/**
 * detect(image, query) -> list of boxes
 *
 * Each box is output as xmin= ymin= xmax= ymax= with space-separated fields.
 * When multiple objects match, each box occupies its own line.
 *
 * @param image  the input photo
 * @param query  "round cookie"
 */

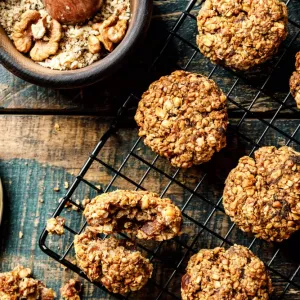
xmin=197 ymin=0 xmax=288 ymax=70
xmin=290 ymin=52 xmax=300 ymax=109
xmin=83 ymin=190 xmax=182 ymax=241
xmin=223 ymin=146 xmax=300 ymax=242
xmin=135 ymin=70 xmax=228 ymax=168
xmin=74 ymin=229 xmax=153 ymax=294
xmin=181 ymin=245 xmax=273 ymax=300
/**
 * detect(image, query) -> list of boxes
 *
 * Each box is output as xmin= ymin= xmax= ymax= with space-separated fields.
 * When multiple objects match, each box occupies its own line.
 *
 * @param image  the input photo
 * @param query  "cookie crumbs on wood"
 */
xmin=46 ymin=216 xmax=65 ymax=235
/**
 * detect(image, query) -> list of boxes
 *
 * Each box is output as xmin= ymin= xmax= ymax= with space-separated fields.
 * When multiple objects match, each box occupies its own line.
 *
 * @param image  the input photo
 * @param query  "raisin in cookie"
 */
xmin=223 ymin=146 xmax=300 ymax=242
xmin=181 ymin=245 xmax=273 ymax=300
xmin=74 ymin=229 xmax=153 ymax=294
xmin=290 ymin=52 xmax=300 ymax=109
xmin=197 ymin=0 xmax=288 ymax=70
xmin=83 ymin=190 xmax=182 ymax=241
xmin=0 ymin=266 xmax=56 ymax=299
xmin=135 ymin=70 xmax=228 ymax=168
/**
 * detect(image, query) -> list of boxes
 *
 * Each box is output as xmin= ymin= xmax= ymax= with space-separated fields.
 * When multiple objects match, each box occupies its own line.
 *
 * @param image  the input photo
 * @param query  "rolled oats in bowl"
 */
xmin=0 ymin=0 xmax=131 ymax=70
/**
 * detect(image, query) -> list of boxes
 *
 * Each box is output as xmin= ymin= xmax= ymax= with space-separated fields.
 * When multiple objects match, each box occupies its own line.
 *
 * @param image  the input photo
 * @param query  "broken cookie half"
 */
xmin=83 ymin=190 xmax=183 ymax=241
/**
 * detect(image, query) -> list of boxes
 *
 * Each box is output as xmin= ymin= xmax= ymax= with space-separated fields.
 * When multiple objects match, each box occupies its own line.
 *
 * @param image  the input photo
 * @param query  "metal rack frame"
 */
xmin=39 ymin=0 xmax=300 ymax=299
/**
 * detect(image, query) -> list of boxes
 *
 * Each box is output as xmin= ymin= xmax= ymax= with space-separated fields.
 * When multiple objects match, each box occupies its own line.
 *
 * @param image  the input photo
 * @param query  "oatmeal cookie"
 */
xmin=135 ymin=71 xmax=228 ymax=168
xmin=223 ymin=146 xmax=300 ymax=242
xmin=60 ymin=279 xmax=82 ymax=300
xmin=197 ymin=0 xmax=288 ymax=70
xmin=181 ymin=245 xmax=273 ymax=300
xmin=46 ymin=216 xmax=65 ymax=235
xmin=74 ymin=229 xmax=153 ymax=294
xmin=83 ymin=190 xmax=182 ymax=241
xmin=290 ymin=52 xmax=300 ymax=109
xmin=0 ymin=265 xmax=56 ymax=299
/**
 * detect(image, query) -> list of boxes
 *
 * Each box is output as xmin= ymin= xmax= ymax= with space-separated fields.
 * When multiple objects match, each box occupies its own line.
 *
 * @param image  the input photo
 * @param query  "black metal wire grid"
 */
xmin=39 ymin=0 xmax=300 ymax=299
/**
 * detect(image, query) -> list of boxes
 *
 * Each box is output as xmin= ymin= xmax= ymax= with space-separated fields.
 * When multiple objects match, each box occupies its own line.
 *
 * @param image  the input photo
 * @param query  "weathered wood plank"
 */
xmin=0 ymin=0 xmax=299 ymax=115
xmin=0 ymin=115 xmax=299 ymax=299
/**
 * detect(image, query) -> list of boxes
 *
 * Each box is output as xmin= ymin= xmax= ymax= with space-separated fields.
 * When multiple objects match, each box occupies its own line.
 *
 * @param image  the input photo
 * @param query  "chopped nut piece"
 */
xmin=64 ymin=181 xmax=69 ymax=189
xmin=182 ymin=245 xmax=273 ymax=300
xmin=84 ymin=190 xmax=182 ymax=241
xmin=31 ymin=18 xmax=46 ymax=40
xmin=88 ymin=35 xmax=101 ymax=54
xmin=196 ymin=0 xmax=288 ymax=70
xmin=46 ymin=216 xmax=65 ymax=235
xmin=60 ymin=279 xmax=82 ymax=300
xmin=223 ymin=146 xmax=300 ymax=242
xmin=135 ymin=70 xmax=228 ymax=168
xmin=12 ymin=10 xmax=41 ymax=53
xmin=54 ymin=123 xmax=61 ymax=131
xmin=0 ymin=265 xmax=55 ymax=299
xmin=19 ymin=231 xmax=23 ymax=239
xmin=290 ymin=52 xmax=300 ymax=109
xmin=30 ymin=19 xmax=62 ymax=62
xmin=74 ymin=229 xmax=153 ymax=294
xmin=53 ymin=186 xmax=60 ymax=192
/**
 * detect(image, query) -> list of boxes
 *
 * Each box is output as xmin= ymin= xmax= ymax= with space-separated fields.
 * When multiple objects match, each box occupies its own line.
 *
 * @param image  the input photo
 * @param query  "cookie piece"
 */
xmin=83 ymin=190 xmax=182 ymax=241
xmin=223 ymin=146 xmax=300 ymax=242
xmin=197 ymin=0 xmax=288 ymax=70
xmin=0 ymin=265 xmax=56 ymax=299
xmin=46 ymin=216 xmax=65 ymax=235
xmin=135 ymin=71 xmax=228 ymax=168
xmin=60 ymin=279 xmax=82 ymax=300
xmin=290 ymin=52 xmax=300 ymax=109
xmin=181 ymin=245 xmax=273 ymax=300
xmin=74 ymin=229 xmax=153 ymax=294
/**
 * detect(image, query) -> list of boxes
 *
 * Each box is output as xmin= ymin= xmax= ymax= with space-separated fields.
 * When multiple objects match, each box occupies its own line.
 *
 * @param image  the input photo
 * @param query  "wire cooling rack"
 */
xmin=40 ymin=0 xmax=300 ymax=299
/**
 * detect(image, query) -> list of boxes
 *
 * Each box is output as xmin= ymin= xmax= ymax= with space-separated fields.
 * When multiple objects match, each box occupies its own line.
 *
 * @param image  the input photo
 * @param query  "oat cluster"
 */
xmin=290 ymin=52 xmax=300 ymax=109
xmin=197 ymin=0 xmax=288 ymax=70
xmin=223 ymin=146 xmax=300 ymax=242
xmin=181 ymin=245 xmax=273 ymax=300
xmin=0 ymin=265 xmax=56 ymax=299
xmin=135 ymin=70 xmax=228 ymax=168
xmin=83 ymin=190 xmax=182 ymax=241
xmin=46 ymin=216 xmax=65 ymax=235
xmin=74 ymin=229 xmax=153 ymax=294
xmin=60 ymin=279 xmax=82 ymax=300
xmin=0 ymin=0 xmax=130 ymax=70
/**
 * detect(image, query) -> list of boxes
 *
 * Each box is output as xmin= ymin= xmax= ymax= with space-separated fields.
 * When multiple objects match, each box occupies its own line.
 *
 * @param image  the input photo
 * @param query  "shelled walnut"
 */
xmin=88 ymin=15 xmax=128 ymax=53
xmin=12 ymin=10 xmax=62 ymax=62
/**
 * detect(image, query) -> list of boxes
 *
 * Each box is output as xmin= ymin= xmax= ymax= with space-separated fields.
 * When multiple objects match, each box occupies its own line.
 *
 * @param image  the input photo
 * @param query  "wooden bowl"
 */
xmin=0 ymin=0 xmax=153 ymax=89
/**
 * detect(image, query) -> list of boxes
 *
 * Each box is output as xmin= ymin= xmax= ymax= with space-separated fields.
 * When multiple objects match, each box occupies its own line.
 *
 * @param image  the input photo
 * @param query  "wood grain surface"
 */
xmin=0 ymin=0 xmax=300 ymax=299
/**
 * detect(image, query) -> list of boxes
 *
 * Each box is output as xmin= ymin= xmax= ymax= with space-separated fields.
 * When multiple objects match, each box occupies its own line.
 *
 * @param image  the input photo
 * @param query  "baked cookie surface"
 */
xmin=135 ymin=70 xmax=228 ymax=168
xmin=181 ymin=245 xmax=273 ymax=300
xmin=74 ymin=229 xmax=153 ymax=294
xmin=83 ymin=190 xmax=182 ymax=241
xmin=197 ymin=0 xmax=288 ymax=70
xmin=223 ymin=146 xmax=300 ymax=242
xmin=290 ymin=52 xmax=300 ymax=109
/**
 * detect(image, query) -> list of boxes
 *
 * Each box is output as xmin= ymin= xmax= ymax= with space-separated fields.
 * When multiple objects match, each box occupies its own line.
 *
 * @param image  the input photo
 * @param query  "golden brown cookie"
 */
xmin=181 ymin=245 xmax=273 ymax=300
xmin=197 ymin=0 xmax=288 ymax=70
xmin=83 ymin=190 xmax=182 ymax=241
xmin=74 ymin=229 xmax=153 ymax=294
xmin=290 ymin=52 xmax=300 ymax=109
xmin=223 ymin=146 xmax=300 ymax=242
xmin=135 ymin=70 xmax=228 ymax=168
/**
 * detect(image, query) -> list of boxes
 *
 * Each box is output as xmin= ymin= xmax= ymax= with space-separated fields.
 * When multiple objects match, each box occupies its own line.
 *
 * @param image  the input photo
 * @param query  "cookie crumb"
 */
xmin=60 ymin=279 xmax=82 ymax=300
xmin=46 ymin=216 xmax=65 ymax=235
xmin=19 ymin=231 xmax=23 ymax=239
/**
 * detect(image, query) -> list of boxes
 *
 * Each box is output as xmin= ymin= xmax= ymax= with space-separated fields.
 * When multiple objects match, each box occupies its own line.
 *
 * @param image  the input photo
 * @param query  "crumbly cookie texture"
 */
xmin=223 ymin=146 xmax=300 ymax=242
xmin=83 ymin=190 xmax=182 ymax=241
xmin=197 ymin=0 xmax=288 ymax=70
xmin=60 ymin=279 xmax=82 ymax=300
xmin=74 ymin=229 xmax=153 ymax=294
xmin=290 ymin=52 xmax=300 ymax=109
xmin=0 ymin=265 xmax=56 ymax=299
xmin=135 ymin=70 xmax=228 ymax=168
xmin=181 ymin=245 xmax=273 ymax=300
xmin=46 ymin=216 xmax=65 ymax=235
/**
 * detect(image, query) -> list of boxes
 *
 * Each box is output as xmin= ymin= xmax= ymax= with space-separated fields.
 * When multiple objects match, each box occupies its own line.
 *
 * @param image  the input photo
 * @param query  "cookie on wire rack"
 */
xmin=74 ymin=229 xmax=153 ymax=294
xmin=83 ymin=190 xmax=182 ymax=241
xmin=135 ymin=70 xmax=228 ymax=168
xmin=290 ymin=52 xmax=300 ymax=109
xmin=181 ymin=245 xmax=273 ymax=300
xmin=196 ymin=0 xmax=288 ymax=70
xmin=223 ymin=146 xmax=300 ymax=242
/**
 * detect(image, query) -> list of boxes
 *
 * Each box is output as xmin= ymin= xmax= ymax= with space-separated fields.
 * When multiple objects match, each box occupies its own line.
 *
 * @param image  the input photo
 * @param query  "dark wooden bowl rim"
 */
xmin=0 ymin=0 xmax=153 ymax=89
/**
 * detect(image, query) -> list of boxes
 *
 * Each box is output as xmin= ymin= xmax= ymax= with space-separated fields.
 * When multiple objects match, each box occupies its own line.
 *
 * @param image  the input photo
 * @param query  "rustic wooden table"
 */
xmin=0 ymin=1 xmax=300 ymax=299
